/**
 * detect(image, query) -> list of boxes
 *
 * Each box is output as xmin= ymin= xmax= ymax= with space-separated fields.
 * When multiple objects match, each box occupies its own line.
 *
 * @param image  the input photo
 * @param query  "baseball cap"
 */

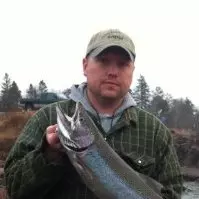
xmin=86 ymin=29 xmax=136 ymax=61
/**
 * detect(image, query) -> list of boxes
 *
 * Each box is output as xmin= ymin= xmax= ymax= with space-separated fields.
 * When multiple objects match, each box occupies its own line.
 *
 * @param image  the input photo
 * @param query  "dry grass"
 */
xmin=0 ymin=112 xmax=34 ymax=160
xmin=0 ymin=112 xmax=34 ymax=131
xmin=0 ymin=112 xmax=35 ymax=198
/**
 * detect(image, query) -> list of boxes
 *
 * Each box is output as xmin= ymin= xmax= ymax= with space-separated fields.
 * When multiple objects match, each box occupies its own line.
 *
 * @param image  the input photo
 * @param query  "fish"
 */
xmin=56 ymin=102 xmax=163 ymax=199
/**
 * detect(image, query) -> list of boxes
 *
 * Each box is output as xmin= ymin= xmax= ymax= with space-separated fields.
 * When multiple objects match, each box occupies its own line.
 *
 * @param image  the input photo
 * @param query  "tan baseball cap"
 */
xmin=86 ymin=29 xmax=136 ymax=61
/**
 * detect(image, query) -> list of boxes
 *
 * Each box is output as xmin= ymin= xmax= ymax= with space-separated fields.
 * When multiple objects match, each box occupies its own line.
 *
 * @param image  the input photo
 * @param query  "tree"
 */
xmin=150 ymin=96 xmax=169 ymax=115
xmin=151 ymin=86 xmax=164 ymax=98
xmin=0 ymin=74 xmax=21 ymax=110
xmin=1 ymin=73 xmax=11 ymax=97
xmin=38 ymin=80 xmax=48 ymax=95
xmin=167 ymin=98 xmax=195 ymax=129
xmin=132 ymin=75 xmax=150 ymax=109
xmin=1 ymin=73 xmax=12 ymax=109
xmin=164 ymin=93 xmax=173 ymax=109
xmin=149 ymin=86 xmax=169 ymax=124
xmin=9 ymin=81 xmax=22 ymax=107
xmin=26 ymin=84 xmax=37 ymax=99
xmin=193 ymin=110 xmax=199 ymax=132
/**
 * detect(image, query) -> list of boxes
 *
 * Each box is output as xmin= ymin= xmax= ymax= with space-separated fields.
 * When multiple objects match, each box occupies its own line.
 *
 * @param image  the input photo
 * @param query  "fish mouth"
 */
xmin=56 ymin=103 xmax=94 ymax=152
xmin=64 ymin=143 xmax=90 ymax=152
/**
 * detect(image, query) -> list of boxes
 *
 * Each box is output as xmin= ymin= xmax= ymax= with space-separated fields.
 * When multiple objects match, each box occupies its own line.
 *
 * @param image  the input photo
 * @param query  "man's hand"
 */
xmin=46 ymin=124 xmax=64 ymax=152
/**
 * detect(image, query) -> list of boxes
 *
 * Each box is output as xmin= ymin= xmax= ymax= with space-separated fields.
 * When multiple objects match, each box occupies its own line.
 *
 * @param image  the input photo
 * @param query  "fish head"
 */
xmin=56 ymin=102 xmax=95 ymax=152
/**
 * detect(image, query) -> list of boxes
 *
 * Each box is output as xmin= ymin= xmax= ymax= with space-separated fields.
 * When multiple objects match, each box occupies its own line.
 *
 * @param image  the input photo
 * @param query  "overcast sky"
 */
xmin=0 ymin=0 xmax=199 ymax=106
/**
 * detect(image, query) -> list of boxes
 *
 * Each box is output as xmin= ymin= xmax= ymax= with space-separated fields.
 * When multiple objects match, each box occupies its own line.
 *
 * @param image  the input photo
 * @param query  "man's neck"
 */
xmin=86 ymin=90 xmax=124 ymax=115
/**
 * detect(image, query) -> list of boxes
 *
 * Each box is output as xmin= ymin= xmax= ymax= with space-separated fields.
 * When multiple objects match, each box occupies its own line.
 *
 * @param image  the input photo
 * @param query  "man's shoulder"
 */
xmin=128 ymin=106 xmax=159 ymax=123
xmin=128 ymin=106 xmax=170 ymax=132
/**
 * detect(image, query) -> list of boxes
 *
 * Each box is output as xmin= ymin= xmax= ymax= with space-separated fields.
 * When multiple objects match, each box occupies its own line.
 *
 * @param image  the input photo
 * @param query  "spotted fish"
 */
xmin=56 ymin=102 xmax=163 ymax=199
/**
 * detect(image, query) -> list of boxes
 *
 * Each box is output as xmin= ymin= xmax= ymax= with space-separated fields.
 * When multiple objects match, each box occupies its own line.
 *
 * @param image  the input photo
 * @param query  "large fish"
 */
xmin=56 ymin=102 xmax=163 ymax=199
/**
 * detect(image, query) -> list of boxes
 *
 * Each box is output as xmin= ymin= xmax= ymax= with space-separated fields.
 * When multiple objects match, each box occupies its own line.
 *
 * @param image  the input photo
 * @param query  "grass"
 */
xmin=0 ymin=112 xmax=34 ymax=160
xmin=0 ymin=112 xmax=35 ymax=198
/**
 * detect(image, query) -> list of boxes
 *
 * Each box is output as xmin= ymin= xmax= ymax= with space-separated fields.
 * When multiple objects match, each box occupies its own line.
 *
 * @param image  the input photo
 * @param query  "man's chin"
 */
xmin=100 ymin=91 xmax=120 ymax=99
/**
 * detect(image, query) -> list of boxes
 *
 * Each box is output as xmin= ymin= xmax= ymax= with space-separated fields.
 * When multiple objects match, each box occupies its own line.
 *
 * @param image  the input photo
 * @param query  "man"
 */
xmin=4 ymin=29 xmax=183 ymax=199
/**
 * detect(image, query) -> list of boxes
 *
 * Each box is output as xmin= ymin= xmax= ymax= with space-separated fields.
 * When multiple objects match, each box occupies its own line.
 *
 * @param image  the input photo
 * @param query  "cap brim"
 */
xmin=89 ymin=43 xmax=135 ymax=61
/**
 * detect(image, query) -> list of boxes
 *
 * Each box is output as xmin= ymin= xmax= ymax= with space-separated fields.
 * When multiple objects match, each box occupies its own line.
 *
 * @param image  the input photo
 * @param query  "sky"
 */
xmin=0 ymin=0 xmax=199 ymax=106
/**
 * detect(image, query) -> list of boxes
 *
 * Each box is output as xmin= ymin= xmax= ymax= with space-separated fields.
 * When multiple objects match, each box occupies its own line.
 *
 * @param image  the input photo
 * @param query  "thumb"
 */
xmin=46 ymin=125 xmax=57 ymax=134
xmin=46 ymin=125 xmax=60 ymax=146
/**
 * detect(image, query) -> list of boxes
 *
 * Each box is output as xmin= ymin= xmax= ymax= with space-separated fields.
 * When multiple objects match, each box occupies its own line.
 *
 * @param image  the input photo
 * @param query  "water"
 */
xmin=182 ymin=182 xmax=199 ymax=199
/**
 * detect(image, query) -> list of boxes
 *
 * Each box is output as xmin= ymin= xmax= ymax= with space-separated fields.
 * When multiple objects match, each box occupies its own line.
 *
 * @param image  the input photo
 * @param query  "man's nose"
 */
xmin=107 ymin=64 xmax=119 ymax=76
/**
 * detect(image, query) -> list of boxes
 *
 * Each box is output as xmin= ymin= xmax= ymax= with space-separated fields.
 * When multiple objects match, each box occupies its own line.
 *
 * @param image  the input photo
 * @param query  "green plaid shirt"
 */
xmin=4 ymin=99 xmax=183 ymax=199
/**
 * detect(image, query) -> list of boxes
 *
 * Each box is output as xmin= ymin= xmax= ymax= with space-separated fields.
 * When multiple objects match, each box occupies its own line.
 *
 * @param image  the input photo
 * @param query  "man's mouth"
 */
xmin=104 ymin=81 xmax=119 ymax=86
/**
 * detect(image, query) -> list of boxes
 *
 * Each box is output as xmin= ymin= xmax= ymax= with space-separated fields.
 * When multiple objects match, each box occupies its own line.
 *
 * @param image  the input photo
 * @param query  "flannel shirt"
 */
xmin=4 ymin=99 xmax=183 ymax=199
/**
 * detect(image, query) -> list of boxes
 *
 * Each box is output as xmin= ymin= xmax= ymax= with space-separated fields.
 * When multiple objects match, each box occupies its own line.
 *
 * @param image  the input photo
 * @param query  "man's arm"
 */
xmin=154 ymin=123 xmax=184 ymax=199
xmin=4 ymin=105 xmax=69 ymax=199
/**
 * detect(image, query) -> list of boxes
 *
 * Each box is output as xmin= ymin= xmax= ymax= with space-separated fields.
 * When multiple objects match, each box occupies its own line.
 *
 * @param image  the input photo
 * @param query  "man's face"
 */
xmin=83 ymin=47 xmax=135 ymax=100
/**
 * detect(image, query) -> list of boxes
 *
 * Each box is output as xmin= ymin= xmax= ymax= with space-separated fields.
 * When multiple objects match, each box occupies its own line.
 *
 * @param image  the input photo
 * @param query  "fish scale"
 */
xmin=83 ymin=147 xmax=146 ymax=199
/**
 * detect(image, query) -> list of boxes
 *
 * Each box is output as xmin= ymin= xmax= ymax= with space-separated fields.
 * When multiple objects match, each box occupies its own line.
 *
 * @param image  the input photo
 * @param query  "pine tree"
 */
xmin=9 ymin=81 xmax=22 ymax=107
xmin=152 ymin=86 xmax=164 ymax=98
xmin=167 ymin=98 xmax=194 ymax=129
xmin=26 ymin=84 xmax=37 ymax=98
xmin=1 ymin=73 xmax=12 ymax=109
xmin=1 ymin=73 xmax=11 ymax=97
xmin=38 ymin=80 xmax=48 ymax=95
xmin=132 ymin=75 xmax=150 ymax=109
xmin=149 ymin=86 xmax=169 ymax=124
xmin=150 ymin=87 xmax=169 ymax=113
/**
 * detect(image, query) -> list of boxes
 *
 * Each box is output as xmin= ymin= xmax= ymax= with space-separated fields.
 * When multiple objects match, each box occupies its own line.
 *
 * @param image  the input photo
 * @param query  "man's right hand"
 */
xmin=46 ymin=124 xmax=63 ymax=151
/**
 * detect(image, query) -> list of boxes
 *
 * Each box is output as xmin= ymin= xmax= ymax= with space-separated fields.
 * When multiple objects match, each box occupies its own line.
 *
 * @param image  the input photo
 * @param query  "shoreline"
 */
xmin=181 ymin=167 xmax=199 ymax=181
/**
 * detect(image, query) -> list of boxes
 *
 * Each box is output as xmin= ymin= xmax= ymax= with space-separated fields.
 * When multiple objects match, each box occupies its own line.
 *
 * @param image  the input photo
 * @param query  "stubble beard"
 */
xmin=87 ymin=84 xmax=126 ymax=107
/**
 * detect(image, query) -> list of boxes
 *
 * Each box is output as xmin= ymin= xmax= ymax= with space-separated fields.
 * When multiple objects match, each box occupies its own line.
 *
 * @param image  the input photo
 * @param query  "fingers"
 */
xmin=45 ymin=124 xmax=65 ymax=152
xmin=46 ymin=124 xmax=57 ymax=134
xmin=46 ymin=124 xmax=60 ymax=147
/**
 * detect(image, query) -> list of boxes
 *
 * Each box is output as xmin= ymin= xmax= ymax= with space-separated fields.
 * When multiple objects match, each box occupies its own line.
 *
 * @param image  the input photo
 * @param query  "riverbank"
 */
xmin=182 ymin=167 xmax=199 ymax=181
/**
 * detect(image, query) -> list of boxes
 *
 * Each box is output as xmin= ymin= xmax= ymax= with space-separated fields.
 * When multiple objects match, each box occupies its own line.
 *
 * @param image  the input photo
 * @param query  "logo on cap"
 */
xmin=107 ymin=35 xmax=123 ymax=40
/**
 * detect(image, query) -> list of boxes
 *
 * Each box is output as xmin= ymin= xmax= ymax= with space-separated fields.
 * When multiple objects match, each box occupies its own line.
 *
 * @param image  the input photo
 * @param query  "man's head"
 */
xmin=83 ymin=29 xmax=136 ymax=101
xmin=85 ymin=29 xmax=136 ymax=60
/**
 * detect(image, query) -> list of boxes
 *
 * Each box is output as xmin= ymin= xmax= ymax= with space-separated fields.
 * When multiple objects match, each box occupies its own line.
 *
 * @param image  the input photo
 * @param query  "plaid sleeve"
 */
xmin=155 ymin=123 xmax=184 ymax=199
xmin=4 ymin=106 xmax=68 ymax=199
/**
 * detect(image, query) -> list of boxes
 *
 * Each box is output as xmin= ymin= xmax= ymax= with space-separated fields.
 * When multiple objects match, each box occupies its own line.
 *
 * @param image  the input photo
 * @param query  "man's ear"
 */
xmin=83 ymin=58 xmax=88 ymax=77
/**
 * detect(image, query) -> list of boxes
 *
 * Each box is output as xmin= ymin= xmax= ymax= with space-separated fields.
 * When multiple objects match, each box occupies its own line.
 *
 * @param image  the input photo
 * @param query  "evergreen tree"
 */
xmin=149 ymin=86 xmax=169 ymax=123
xmin=26 ymin=84 xmax=37 ymax=98
xmin=1 ymin=73 xmax=12 ymax=109
xmin=9 ymin=81 xmax=22 ymax=107
xmin=38 ymin=80 xmax=48 ymax=95
xmin=167 ymin=98 xmax=194 ymax=129
xmin=1 ymin=73 xmax=11 ymax=97
xmin=132 ymin=75 xmax=150 ymax=109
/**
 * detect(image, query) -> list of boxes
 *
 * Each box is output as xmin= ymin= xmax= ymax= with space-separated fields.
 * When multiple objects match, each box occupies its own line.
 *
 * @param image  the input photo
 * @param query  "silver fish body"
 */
xmin=56 ymin=102 xmax=163 ymax=199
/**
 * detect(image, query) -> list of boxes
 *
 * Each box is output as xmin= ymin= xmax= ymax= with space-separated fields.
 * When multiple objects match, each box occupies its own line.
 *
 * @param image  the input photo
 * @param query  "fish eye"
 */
xmin=79 ymin=117 xmax=84 ymax=122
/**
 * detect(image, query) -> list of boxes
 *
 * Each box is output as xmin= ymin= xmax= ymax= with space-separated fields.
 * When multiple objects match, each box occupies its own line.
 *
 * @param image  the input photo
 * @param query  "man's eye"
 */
xmin=99 ymin=58 xmax=109 ymax=64
xmin=118 ymin=61 xmax=129 ymax=67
